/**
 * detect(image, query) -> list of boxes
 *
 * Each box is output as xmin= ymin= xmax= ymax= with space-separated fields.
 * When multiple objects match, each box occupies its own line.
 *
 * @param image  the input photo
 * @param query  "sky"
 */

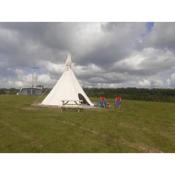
xmin=0 ymin=22 xmax=175 ymax=89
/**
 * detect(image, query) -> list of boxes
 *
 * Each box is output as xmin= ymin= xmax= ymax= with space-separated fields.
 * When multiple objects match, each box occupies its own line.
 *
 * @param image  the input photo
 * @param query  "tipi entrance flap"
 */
xmin=78 ymin=93 xmax=90 ymax=105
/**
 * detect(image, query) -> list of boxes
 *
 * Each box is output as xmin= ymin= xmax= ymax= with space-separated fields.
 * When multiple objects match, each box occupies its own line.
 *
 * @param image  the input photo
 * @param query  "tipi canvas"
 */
xmin=41 ymin=54 xmax=94 ymax=107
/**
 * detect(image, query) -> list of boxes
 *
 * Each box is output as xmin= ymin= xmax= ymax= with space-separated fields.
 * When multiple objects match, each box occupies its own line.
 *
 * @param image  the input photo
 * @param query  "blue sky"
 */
xmin=146 ymin=22 xmax=154 ymax=32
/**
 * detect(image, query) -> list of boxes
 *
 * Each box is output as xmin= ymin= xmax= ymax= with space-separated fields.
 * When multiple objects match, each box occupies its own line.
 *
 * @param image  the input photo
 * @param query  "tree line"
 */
xmin=84 ymin=88 xmax=175 ymax=103
xmin=1 ymin=87 xmax=175 ymax=103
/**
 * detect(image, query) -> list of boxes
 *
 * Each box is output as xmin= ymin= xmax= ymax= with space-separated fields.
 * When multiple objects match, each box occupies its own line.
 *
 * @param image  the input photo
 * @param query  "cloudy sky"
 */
xmin=0 ymin=22 xmax=175 ymax=89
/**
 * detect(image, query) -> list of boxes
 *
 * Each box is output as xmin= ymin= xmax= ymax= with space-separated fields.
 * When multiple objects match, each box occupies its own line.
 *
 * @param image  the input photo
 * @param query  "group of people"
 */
xmin=98 ymin=96 xmax=122 ymax=109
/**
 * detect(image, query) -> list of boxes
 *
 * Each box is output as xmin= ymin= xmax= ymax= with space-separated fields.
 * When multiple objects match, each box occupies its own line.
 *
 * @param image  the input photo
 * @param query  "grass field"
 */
xmin=0 ymin=95 xmax=175 ymax=153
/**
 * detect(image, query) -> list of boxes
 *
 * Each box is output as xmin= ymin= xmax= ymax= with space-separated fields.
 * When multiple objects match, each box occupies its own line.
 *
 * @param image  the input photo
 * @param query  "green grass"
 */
xmin=0 ymin=95 xmax=175 ymax=152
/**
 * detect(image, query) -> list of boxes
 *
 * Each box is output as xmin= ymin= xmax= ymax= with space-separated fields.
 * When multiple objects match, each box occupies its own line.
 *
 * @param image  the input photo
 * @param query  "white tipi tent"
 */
xmin=41 ymin=54 xmax=94 ymax=107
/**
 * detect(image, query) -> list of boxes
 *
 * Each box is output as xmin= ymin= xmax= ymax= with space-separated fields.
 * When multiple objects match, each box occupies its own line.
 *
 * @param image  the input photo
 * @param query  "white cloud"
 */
xmin=75 ymin=63 xmax=102 ymax=76
xmin=115 ymin=53 xmax=145 ymax=70
xmin=37 ymin=74 xmax=54 ymax=85
xmin=38 ymin=60 xmax=64 ymax=75
xmin=166 ymin=73 xmax=175 ymax=87
xmin=14 ymin=81 xmax=24 ymax=87
xmin=139 ymin=79 xmax=151 ymax=87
